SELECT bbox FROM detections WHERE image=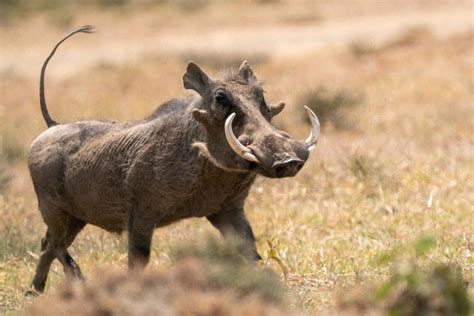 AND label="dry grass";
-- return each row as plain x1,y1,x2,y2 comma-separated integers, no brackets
0,1,473,314
26,260,289,316
333,237,471,315
21,238,472,316
25,238,295,316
